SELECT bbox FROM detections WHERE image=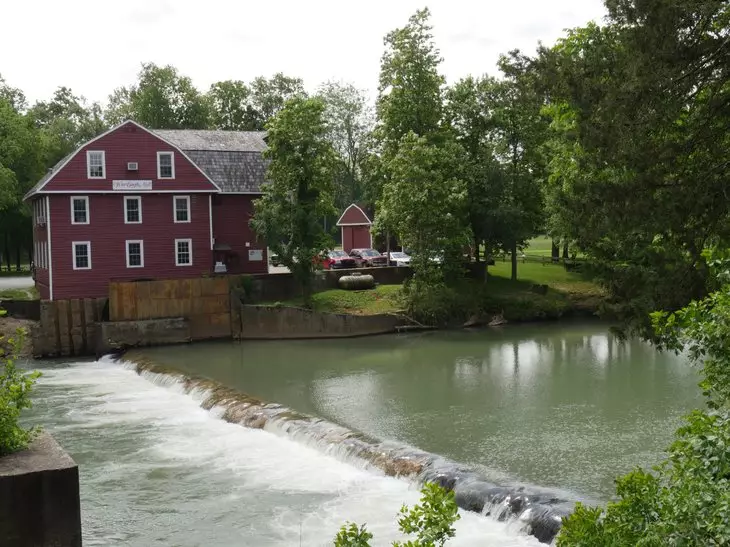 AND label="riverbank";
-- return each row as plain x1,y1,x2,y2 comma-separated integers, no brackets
269,262,605,326
0,317,34,357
